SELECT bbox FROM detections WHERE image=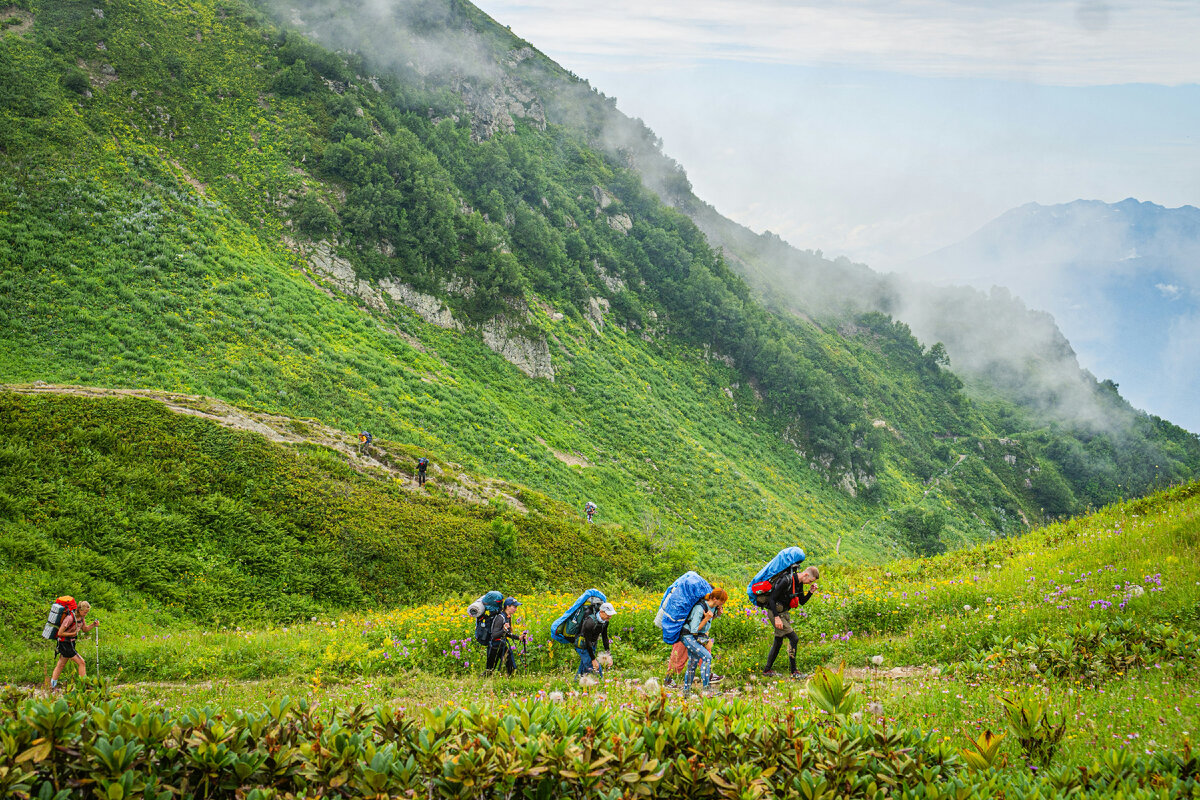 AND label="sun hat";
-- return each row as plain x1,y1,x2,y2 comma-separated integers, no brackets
599,602,615,616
